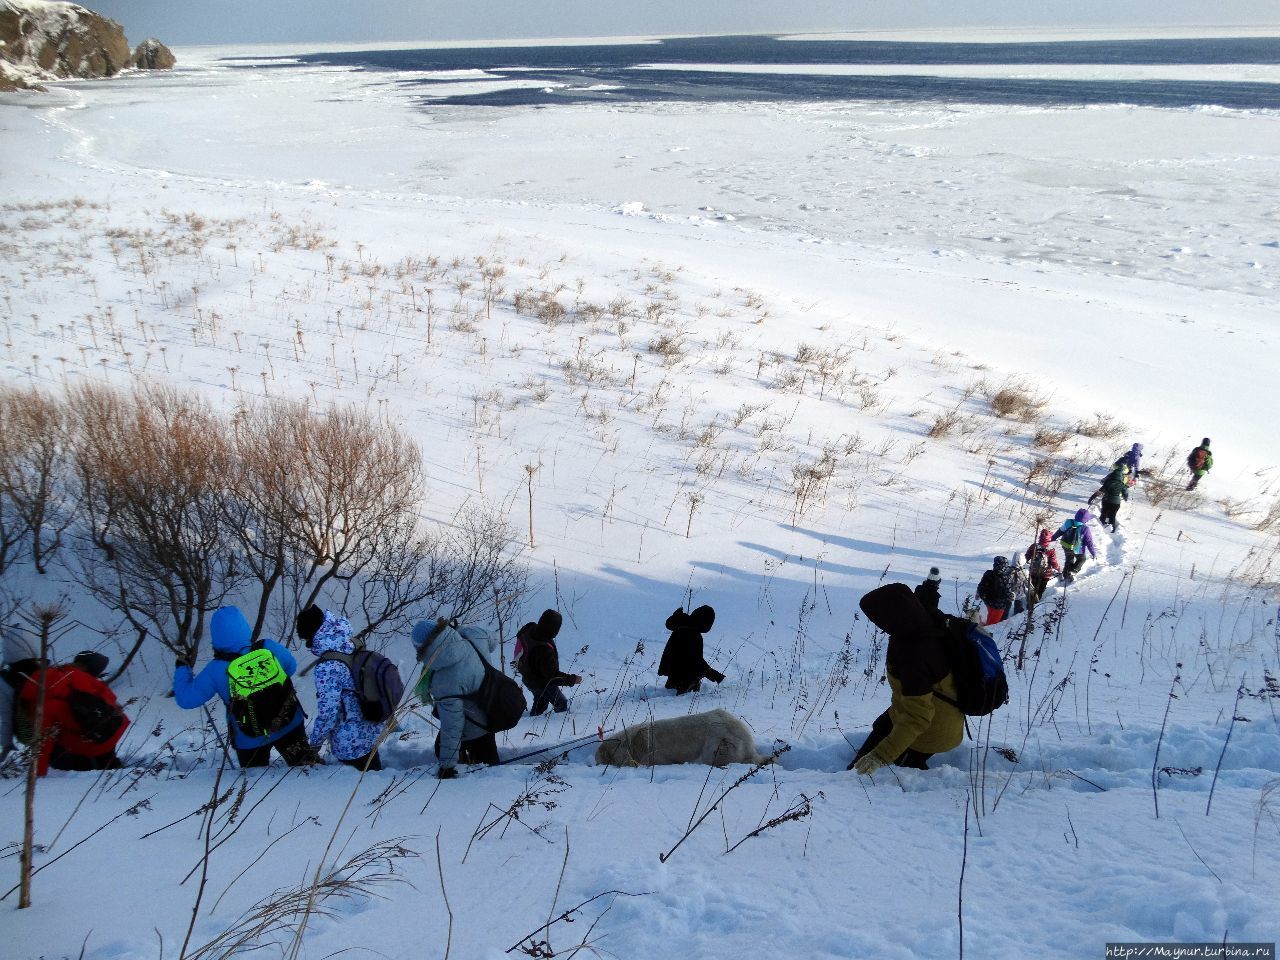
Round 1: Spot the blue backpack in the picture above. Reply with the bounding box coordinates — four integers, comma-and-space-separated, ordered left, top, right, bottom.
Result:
1059, 521, 1083, 553
935, 616, 1008, 716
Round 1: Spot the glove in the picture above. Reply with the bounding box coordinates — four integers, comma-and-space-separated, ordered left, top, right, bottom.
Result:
570, 674, 583, 686
437, 766, 457, 780
1087, 492, 1099, 506
705, 668, 725, 684
852, 752, 887, 776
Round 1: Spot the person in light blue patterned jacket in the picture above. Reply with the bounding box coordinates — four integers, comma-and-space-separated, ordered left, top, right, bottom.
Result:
297, 606, 385, 771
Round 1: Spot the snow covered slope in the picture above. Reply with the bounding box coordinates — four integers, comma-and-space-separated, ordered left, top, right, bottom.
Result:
0, 44, 1278, 960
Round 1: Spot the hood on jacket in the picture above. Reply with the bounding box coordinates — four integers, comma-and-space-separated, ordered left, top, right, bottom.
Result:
690, 604, 715, 632
210, 607, 252, 654
1074, 508, 1092, 523
534, 609, 562, 642
992, 556, 1008, 571
860, 583, 935, 638
308, 611, 354, 656
1132, 443, 1143, 456
665, 604, 716, 633
1011, 552, 1026, 569
1038, 528, 1053, 546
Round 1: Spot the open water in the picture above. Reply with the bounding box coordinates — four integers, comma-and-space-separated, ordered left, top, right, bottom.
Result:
255, 34, 1280, 109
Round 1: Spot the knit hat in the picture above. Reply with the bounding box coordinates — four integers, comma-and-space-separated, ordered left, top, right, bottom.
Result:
295, 604, 324, 642
411, 618, 450, 654
926, 567, 941, 582
73, 650, 110, 678
535, 609, 563, 642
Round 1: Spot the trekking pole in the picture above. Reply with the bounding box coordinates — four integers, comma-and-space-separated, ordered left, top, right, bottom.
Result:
494, 730, 612, 767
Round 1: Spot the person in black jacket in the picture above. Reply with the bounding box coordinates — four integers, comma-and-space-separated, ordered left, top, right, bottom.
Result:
515, 609, 581, 716
975, 555, 1013, 625
658, 604, 725, 695
848, 583, 964, 774
913, 566, 942, 613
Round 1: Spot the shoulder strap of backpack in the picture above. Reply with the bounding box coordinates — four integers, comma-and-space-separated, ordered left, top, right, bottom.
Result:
434, 636, 494, 702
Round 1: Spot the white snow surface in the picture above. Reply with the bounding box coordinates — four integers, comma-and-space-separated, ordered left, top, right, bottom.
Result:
1, 43, 1279, 960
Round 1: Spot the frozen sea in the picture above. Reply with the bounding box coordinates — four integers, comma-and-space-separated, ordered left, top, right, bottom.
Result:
3, 32, 1280, 960
266, 35, 1280, 108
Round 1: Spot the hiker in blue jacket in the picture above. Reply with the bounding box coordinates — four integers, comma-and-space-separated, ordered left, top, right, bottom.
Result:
411, 618, 501, 778
173, 606, 314, 768
297, 605, 385, 772
1051, 508, 1098, 583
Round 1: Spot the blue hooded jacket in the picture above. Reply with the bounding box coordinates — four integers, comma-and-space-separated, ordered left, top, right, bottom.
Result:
173, 606, 304, 750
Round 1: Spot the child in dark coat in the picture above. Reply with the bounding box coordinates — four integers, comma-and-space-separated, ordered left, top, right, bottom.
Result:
913, 567, 942, 612
515, 609, 581, 716
658, 604, 725, 695
975, 556, 1014, 625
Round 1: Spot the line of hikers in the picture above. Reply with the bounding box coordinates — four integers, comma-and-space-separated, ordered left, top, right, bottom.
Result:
0, 437, 1214, 779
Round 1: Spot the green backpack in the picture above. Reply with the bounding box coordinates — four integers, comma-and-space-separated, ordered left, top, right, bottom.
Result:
221, 645, 300, 739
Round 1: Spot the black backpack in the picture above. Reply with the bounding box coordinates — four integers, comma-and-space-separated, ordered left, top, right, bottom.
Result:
317, 649, 405, 723
935, 615, 1009, 716
217, 644, 301, 740
448, 633, 526, 733
67, 689, 126, 744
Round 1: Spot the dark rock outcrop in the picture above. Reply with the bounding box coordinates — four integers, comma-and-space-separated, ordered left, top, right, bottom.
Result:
0, 1, 132, 84
129, 37, 175, 71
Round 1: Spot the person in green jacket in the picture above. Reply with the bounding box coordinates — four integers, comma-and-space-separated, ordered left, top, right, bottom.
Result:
1186, 438, 1213, 490
1089, 466, 1131, 532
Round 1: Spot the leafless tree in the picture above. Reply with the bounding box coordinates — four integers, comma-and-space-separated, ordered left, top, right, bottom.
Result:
0, 386, 77, 575
67, 383, 242, 663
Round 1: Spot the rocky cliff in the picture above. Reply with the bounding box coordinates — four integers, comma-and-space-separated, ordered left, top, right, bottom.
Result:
0, 1, 173, 91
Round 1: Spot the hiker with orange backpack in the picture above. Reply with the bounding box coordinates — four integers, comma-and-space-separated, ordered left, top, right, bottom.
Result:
1186, 438, 1213, 490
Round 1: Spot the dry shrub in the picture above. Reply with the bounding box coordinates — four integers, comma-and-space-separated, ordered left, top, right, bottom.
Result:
989, 378, 1047, 422
1076, 412, 1128, 442
0, 385, 75, 575
648, 331, 686, 366
69, 382, 239, 660
1031, 425, 1072, 452
1255, 497, 1280, 533
928, 408, 962, 439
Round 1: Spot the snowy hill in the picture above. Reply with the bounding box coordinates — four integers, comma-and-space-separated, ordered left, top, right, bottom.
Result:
1, 41, 1278, 960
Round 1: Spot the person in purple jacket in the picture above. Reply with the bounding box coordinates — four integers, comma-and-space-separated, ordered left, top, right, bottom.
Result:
1114, 443, 1143, 487
1051, 508, 1097, 583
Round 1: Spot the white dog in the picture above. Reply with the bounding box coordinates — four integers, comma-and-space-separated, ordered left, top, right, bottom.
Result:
595, 708, 771, 767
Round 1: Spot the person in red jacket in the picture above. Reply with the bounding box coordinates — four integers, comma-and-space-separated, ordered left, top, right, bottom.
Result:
18, 659, 128, 776
1025, 529, 1062, 607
